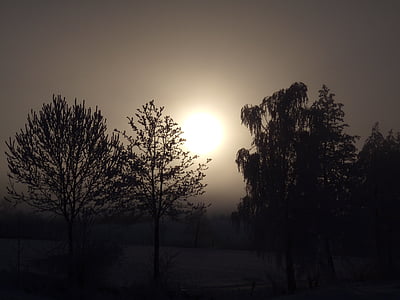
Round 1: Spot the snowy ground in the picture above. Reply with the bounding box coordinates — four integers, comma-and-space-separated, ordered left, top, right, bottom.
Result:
0, 239, 400, 299
110, 245, 266, 288
276, 281, 400, 300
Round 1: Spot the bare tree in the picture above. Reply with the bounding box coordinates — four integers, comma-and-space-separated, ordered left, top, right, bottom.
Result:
117, 100, 210, 282
5, 95, 124, 282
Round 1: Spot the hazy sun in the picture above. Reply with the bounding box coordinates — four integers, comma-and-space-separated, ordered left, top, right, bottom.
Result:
182, 112, 223, 155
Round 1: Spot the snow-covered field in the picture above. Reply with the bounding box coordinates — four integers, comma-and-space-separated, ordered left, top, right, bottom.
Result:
0, 239, 399, 299
110, 245, 266, 288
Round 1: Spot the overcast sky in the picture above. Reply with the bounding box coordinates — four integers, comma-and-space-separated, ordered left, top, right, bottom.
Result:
1, 0, 399, 212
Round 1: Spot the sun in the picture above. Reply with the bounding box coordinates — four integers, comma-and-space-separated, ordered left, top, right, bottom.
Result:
182, 112, 223, 155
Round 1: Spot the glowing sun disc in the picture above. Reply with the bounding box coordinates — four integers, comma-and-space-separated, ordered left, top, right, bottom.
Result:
182, 113, 223, 155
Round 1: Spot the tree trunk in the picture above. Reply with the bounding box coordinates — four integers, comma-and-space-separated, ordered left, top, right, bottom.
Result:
67, 220, 74, 285
16, 218, 21, 289
286, 231, 296, 293
153, 217, 160, 283
324, 236, 336, 282
194, 221, 200, 248
387, 225, 393, 276
375, 205, 383, 276
285, 197, 296, 293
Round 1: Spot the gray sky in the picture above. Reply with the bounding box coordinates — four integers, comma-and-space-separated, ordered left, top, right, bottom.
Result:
1, 0, 400, 212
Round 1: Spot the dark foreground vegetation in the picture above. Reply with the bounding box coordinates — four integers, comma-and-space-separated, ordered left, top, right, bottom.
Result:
233, 83, 400, 294
1, 213, 399, 300
2, 82, 400, 299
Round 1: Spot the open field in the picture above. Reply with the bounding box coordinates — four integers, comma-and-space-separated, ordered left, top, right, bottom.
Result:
111, 245, 265, 287
0, 239, 399, 299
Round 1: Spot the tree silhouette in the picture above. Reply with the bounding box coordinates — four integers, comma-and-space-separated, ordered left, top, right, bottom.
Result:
5, 95, 124, 282
117, 100, 210, 282
357, 123, 400, 277
236, 83, 359, 291
305, 85, 358, 281
236, 82, 309, 293
185, 201, 209, 248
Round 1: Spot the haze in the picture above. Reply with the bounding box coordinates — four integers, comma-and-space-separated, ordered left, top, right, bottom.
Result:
1, 0, 400, 212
